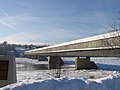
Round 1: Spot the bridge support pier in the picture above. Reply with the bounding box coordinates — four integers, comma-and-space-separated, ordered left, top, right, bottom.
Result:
75, 57, 98, 70
48, 56, 64, 69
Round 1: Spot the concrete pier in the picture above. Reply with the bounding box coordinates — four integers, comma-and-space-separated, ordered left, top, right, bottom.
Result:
75, 57, 98, 70
48, 56, 64, 69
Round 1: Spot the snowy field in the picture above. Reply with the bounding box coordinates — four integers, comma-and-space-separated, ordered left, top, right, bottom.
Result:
1, 57, 120, 90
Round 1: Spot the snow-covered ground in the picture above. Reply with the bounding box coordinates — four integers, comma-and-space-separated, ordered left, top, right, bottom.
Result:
1, 57, 120, 90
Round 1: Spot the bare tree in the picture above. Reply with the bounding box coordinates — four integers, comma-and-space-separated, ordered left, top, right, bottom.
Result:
102, 12, 120, 49
110, 12, 120, 32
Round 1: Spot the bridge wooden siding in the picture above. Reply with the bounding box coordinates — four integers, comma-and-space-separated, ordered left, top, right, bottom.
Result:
25, 32, 120, 57
25, 48, 120, 57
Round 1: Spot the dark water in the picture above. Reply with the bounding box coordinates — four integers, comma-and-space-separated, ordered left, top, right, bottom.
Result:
16, 58, 49, 71
16, 63, 48, 71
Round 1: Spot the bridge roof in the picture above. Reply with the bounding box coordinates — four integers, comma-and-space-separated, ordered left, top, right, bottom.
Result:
26, 31, 120, 53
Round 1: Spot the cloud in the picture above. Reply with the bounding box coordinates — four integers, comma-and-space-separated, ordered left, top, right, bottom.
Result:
0, 6, 114, 45
0, 32, 46, 45
0, 19, 18, 31
0, 7, 20, 32
0, 27, 83, 45
55, 11, 112, 25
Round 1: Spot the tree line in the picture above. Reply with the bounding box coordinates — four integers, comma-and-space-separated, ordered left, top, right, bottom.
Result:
0, 41, 49, 57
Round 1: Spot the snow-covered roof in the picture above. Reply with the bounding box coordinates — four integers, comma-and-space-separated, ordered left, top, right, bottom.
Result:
26, 31, 120, 53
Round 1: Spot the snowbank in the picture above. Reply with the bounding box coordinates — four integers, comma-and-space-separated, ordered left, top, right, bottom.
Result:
1, 57, 120, 90
2, 73, 120, 90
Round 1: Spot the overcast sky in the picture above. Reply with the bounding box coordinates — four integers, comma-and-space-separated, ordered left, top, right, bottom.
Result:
0, 0, 120, 45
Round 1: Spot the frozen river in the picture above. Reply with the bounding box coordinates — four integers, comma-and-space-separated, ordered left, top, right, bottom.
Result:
16, 57, 120, 71
15, 57, 120, 80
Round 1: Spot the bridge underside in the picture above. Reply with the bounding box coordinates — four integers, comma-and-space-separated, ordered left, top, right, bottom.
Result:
25, 48, 120, 70
26, 48, 120, 57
